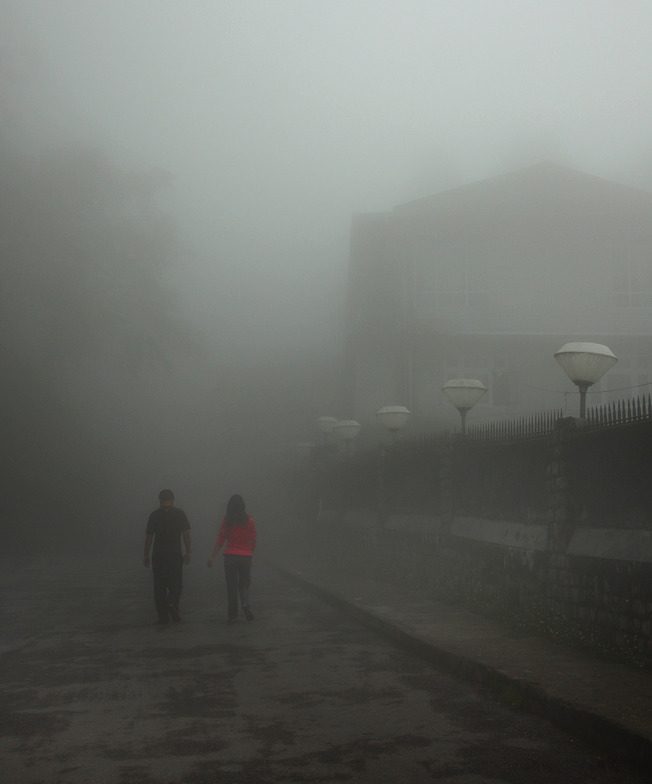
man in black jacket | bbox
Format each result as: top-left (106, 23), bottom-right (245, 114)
top-left (143, 489), bottom-right (191, 625)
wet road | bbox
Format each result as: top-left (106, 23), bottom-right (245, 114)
top-left (0, 557), bottom-right (645, 783)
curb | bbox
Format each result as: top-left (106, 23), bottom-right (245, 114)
top-left (276, 564), bottom-right (652, 774)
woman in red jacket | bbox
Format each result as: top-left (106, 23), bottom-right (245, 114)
top-left (207, 494), bottom-right (257, 623)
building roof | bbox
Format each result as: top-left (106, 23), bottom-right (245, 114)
top-left (391, 162), bottom-right (652, 221)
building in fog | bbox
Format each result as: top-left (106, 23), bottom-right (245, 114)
top-left (344, 162), bottom-right (652, 431)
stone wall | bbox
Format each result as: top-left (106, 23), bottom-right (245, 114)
top-left (309, 416), bottom-right (652, 665)
top-left (309, 511), bottom-right (652, 665)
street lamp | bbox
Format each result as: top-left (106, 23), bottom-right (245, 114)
top-left (554, 342), bottom-right (617, 419)
top-left (332, 420), bottom-right (362, 455)
top-left (442, 378), bottom-right (487, 435)
top-left (375, 406), bottom-right (410, 526)
top-left (316, 416), bottom-right (339, 443)
top-left (332, 420), bottom-right (361, 517)
top-left (376, 405), bottom-right (411, 442)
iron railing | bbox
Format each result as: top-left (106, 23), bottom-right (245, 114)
top-left (586, 393), bottom-right (652, 428)
top-left (466, 410), bottom-right (562, 441)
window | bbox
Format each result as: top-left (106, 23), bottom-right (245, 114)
top-left (412, 238), bottom-right (489, 311)
top-left (612, 244), bottom-right (652, 307)
top-left (492, 370), bottom-right (516, 406)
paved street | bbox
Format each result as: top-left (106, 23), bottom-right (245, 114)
top-left (0, 557), bottom-right (646, 783)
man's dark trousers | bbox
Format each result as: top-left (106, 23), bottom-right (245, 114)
top-left (152, 554), bottom-right (183, 622)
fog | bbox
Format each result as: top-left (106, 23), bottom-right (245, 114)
top-left (3, 1), bottom-right (652, 553)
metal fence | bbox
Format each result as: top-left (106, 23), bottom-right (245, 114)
top-left (448, 393), bottom-right (652, 441)
top-left (466, 410), bottom-right (562, 441)
top-left (311, 394), bottom-right (652, 530)
top-left (586, 393), bottom-right (652, 428)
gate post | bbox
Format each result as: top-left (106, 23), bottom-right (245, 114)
top-left (547, 417), bottom-right (578, 552)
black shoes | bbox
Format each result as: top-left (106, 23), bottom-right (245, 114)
top-left (169, 604), bottom-right (181, 623)
top-left (243, 605), bottom-right (254, 622)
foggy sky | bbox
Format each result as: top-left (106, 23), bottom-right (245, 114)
top-left (5, 0), bottom-right (652, 548)
top-left (7, 0), bottom-right (652, 350)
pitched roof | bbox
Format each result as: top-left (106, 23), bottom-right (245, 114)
top-left (391, 162), bottom-right (652, 218)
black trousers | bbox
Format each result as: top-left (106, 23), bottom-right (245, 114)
top-left (152, 554), bottom-right (183, 622)
top-left (223, 554), bottom-right (252, 620)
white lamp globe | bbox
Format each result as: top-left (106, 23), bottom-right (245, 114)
top-left (332, 420), bottom-right (362, 441)
top-left (554, 343), bottom-right (617, 386)
top-left (376, 405), bottom-right (411, 434)
top-left (442, 378), bottom-right (488, 411)
top-left (316, 416), bottom-right (339, 435)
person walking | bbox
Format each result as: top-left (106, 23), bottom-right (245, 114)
top-left (143, 489), bottom-right (191, 625)
top-left (207, 494), bottom-right (257, 623)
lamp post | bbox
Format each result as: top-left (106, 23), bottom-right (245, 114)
top-left (332, 420), bottom-right (361, 518)
top-left (554, 342), bottom-right (617, 419)
top-left (375, 406), bottom-right (410, 526)
top-left (441, 378), bottom-right (487, 436)
top-left (332, 419), bottom-right (362, 455)
top-left (376, 405), bottom-right (411, 442)
top-left (316, 416), bottom-right (339, 443)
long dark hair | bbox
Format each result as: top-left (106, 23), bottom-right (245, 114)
top-left (224, 494), bottom-right (246, 529)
